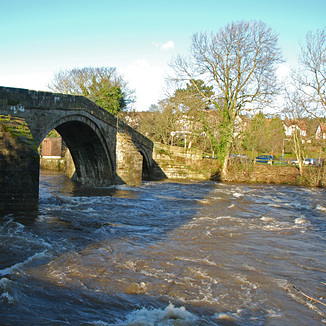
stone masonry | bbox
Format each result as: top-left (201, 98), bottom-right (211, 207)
top-left (0, 120), bottom-right (39, 211)
top-left (0, 87), bottom-right (155, 211)
top-left (116, 132), bottom-right (143, 186)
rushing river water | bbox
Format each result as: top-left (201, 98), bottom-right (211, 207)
top-left (1, 170), bottom-right (326, 325)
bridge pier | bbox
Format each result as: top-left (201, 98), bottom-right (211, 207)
top-left (0, 120), bottom-right (39, 211)
top-left (115, 131), bottom-right (143, 186)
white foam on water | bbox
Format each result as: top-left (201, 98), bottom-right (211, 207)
top-left (173, 256), bottom-right (218, 267)
top-left (294, 217), bottom-right (310, 225)
top-left (267, 203), bottom-right (282, 208)
top-left (192, 215), bottom-right (237, 223)
top-left (114, 184), bottom-right (141, 192)
top-left (0, 267), bottom-right (12, 277)
top-left (214, 312), bottom-right (240, 324)
top-left (316, 204), bottom-right (326, 212)
top-left (0, 291), bottom-right (15, 304)
top-left (0, 277), bottom-right (17, 305)
top-left (0, 250), bottom-right (51, 276)
top-left (197, 198), bottom-right (211, 204)
top-left (258, 215), bottom-right (309, 232)
top-left (119, 303), bottom-right (198, 325)
top-left (260, 216), bottom-right (276, 223)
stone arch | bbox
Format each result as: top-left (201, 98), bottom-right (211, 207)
top-left (138, 148), bottom-right (151, 180)
top-left (42, 114), bottom-right (114, 186)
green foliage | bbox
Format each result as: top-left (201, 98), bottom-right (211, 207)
top-left (174, 79), bottom-right (214, 112)
top-left (46, 129), bottom-right (60, 137)
top-left (0, 115), bottom-right (11, 123)
top-left (157, 148), bottom-right (172, 157)
top-left (267, 116), bottom-right (286, 153)
top-left (0, 116), bottom-right (36, 151)
top-left (48, 67), bottom-right (135, 115)
top-left (169, 80), bottom-right (218, 151)
top-left (243, 112), bottom-right (268, 154)
top-left (215, 108), bottom-right (233, 164)
top-left (89, 75), bottom-right (126, 115)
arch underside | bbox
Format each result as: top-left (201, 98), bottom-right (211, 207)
top-left (139, 150), bottom-right (151, 180)
top-left (55, 120), bottom-right (114, 186)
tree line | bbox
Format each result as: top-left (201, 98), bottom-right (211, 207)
top-left (48, 20), bottom-right (326, 180)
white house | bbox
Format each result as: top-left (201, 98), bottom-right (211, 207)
top-left (315, 123), bottom-right (326, 140)
top-left (282, 120), bottom-right (307, 138)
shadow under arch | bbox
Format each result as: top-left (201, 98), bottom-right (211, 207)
top-left (43, 114), bottom-right (114, 187)
top-left (138, 148), bottom-right (151, 181)
top-left (138, 147), bottom-right (167, 181)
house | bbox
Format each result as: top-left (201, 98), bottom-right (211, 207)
top-left (233, 115), bottom-right (248, 137)
top-left (315, 122), bottom-right (326, 140)
top-left (41, 137), bottom-right (62, 158)
top-left (282, 120), bottom-right (307, 138)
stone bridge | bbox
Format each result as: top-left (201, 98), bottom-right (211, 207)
top-left (0, 87), bottom-right (161, 211)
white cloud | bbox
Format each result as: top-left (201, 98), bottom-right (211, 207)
top-left (120, 59), bottom-right (167, 111)
top-left (152, 40), bottom-right (175, 51)
top-left (276, 63), bottom-right (291, 79)
top-left (161, 40), bottom-right (175, 50)
top-left (133, 59), bottom-right (151, 69)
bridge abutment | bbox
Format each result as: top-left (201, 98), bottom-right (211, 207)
top-left (0, 120), bottom-right (39, 211)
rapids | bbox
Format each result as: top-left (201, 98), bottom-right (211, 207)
top-left (1, 170), bottom-right (326, 325)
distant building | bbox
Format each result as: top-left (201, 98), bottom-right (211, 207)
top-left (41, 137), bottom-right (62, 158)
top-left (282, 120), bottom-right (307, 138)
top-left (233, 115), bottom-right (248, 137)
top-left (315, 122), bottom-right (326, 140)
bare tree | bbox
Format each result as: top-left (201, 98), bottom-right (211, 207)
top-left (136, 100), bottom-right (181, 145)
top-left (292, 27), bottom-right (326, 184)
top-left (283, 89), bottom-right (306, 176)
top-left (295, 28), bottom-right (326, 115)
top-left (170, 20), bottom-right (283, 179)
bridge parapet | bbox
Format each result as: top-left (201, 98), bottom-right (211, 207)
top-left (0, 86), bottom-right (117, 128)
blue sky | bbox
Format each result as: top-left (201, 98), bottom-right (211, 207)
top-left (1, 0), bottom-right (325, 110)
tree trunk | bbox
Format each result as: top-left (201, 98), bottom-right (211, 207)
top-left (293, 129), bottom-right (304, 176)
top-left (221, 154), bottom-right (229, 180)
top-left (219, 110), bottom-right (234, 180)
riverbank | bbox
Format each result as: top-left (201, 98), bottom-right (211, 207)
top-left (40, 143), bottom-right (326, 188)
top-left (153, 143), bottom-right (326, 187)
top-left (224, 162), bottom-right (326, 187)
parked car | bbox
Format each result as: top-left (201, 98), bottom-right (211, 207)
top-left (291, 158), bottom-right (317, 165)
top-left (304, 158), bottom-right (317, 165)
top-left (229, 154), bottom-right (249, 161)
top-left (254, 155), bottom-right (274, 164)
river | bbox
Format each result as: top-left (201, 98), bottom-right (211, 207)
top-left (1, 170), bottom-right (326, 325)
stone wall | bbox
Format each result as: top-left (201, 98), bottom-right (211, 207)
top-left (153, 143), bottom-right (210, 180)
top-left (0, 120), bottom-right (39, 211)
top-left (0, 87), bottom-right (154, 188)
top-left (115, 132), bottom-right (143, 186)
top-left (40, 157), bottom-right (66, 171)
